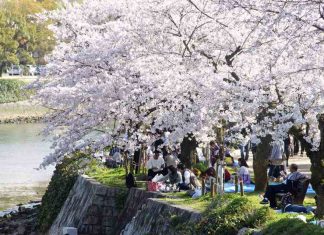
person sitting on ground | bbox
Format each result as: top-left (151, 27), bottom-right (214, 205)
top-left (147, 150), bottom-right (167, 180)
top-left (112, 150), bottom-right (122, 167)
top-left (202, 167), bottom-right (216, 191)
top-left (260, 163), bottom-right (306, 208)
top-left (238, 158), bottom-right (251, 184)
top-left (224, 152), bottom-right (235, 166)
top-left (157, 165), bottom-right (182, 186)
top-left (224, 167), bottom-right (232, 182)
top-left (177, 163), bottom-right (201, 190)
top-left (106, 147), bottom-right (123, 168)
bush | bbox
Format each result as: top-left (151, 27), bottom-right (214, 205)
top-left (192, 162), bottom-right (208, 173)
top-left (174, 194), bottom-right (274, 235)
top-left (262, 218), bottom-right (324, 235)
top-left (37, 152), bottom-right (92, 232)
top-left (0, 79), bottom-right (33, 103)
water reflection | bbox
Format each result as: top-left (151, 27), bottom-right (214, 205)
top-left (0, 123), bottom-right (54, 209)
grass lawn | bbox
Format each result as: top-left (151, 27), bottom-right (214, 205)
top-left (86, 164), bottom-right (147, 188)
top-left (86, 163), bottom-right (323, 234)
top-left (165, 193), bottom-right (322, 235)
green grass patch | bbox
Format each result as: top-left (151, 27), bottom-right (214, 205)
top-left (86, 164), bottom-right (146, 188)
top-left (161, 193), bottom-right (211, 212)
top-left (166, 192), bottom-right (321, 235)
top-left (0, 79), bottom-right (33, 104)
top-left (86, 166), bottom-right (126, 188)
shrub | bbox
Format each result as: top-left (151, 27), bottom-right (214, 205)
top-left (174, 194), bottom-right (274, 235)
top-left (37, 152), bottom-right (92, 232)
top-left (192, 162), bottom-right (208, 173)
top-left (262, 218), bottom-right (324, 235)
top-left (0, 79), bottom-right (33, 103)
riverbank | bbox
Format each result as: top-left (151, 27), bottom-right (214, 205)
top-left (0, 184), bottom-right (47, 211)
top-left (0, 100), bottom-right (47, 124)
top-left (0, 202), bottom-right (40, 234)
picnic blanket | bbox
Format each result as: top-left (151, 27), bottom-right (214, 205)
top-left (223, 183), bottom-right (316, 194)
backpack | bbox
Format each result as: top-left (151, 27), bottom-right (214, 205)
top-left (281, 192), bottom-right (293, 208)
top-left (126, 173), bottom-right (137, 188)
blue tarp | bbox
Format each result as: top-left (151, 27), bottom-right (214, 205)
top-left (224, 183), bottom-right (316, 194)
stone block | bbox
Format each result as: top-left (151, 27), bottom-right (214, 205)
top-left (103, 197), bottom-right (116, 207)
top-left (96, 185), bottom-right (109, 196)
top-left (112, 208), bottom-right (120, 217)
top-left (79, 224), bottom-right (92, 234)
top-left (92, 225), bottom-right (101, 234)
top-left (104, 226), bottom-right (113, 235)
top-left (84, 215), bottom-right (99, 225)
top-left (103, 218), bottom-right (116, 227)
top-left (87, 205), bottom-right (100, 215)
top-left (102, 206), bottom-right (113, 217)
top-left (106, 188), bottom-right (116, 197)
top-left (93, 195), bottom-right (105, 205)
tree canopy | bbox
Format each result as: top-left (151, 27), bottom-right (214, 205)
top-left (33, 0), bottom-right (324, 166)
top-left (0, 0), bottom-right (57, 75)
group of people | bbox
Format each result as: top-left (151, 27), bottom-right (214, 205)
top-left (145, 139), bottom-right (253, 193)
top-left (102, 131), bottom-right (311, 213)
top-left (146, 148), bottom-right (201, 190)
top-left (237, 128), bottom-right (307, 167)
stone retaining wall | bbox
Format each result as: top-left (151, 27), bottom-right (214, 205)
top-left (48, 176), bottom-right (125, 235)
top-left (121, 199), bottom-right (202, 235)
top-left (48, 175), bottom-right (201, 235)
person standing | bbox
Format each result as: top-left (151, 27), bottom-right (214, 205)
top-left (268, 140), bottom-right (286, 180)
top-left (284, 136), bottom-right (291, 167)
top-left (239, 128), bottom-right (250, 161)
top-left (209, 141), bottom-right (220, 167)
top-left (293, 136), bottom-right (299, 156)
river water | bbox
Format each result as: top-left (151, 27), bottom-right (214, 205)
top-left (0, 123), bottom-right (54, 210)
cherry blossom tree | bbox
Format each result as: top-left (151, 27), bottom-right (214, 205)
top-left (33, 0), bottom-right (324, 216)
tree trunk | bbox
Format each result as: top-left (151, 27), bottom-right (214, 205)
top-left (0, 63), bottom-right (4, 77)
top-left (180, 134), bottom-right (198, 169)
top-left (310, 147), bottom-right (324, 219)
top-left (293, 116), bottom-right (324, 218)
top-left (253, 135), bottom-right (272, 191)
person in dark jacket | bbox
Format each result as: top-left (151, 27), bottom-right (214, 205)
top-left (260, 164), bottom-right (305, 208)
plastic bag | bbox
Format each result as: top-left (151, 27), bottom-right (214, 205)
top-left (147, 181), bottom-right (162, 191)
top-left (192, 188), bottom-right (202, 198)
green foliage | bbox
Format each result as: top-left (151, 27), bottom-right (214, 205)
top-left (0, 0), bottom-right (57, 76)
top-left (262, 218), bottom-right (324, 235)
top-left (115, 190), bottom-right (129, 211)
top-left (192, 162), bottom-right (208, 173)
top-left (37, 152), bottom-right (92, 232)
top-left (86, 165), bottom-right (126, 188)
top-left (173, 194), bottom-right (275, 235)
top-left (0, 79), bottom-right (33, 103)
top-left (86, 164), bottom-right (146, 188)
